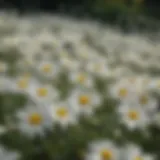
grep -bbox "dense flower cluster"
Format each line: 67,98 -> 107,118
0,13 -> 159,160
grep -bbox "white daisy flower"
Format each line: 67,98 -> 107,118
16,105 -> 53,137
59,56 -> 80,72
117,104 -> 150,130
75,47 -> 93,61
123,144 -> 155,160
109,79 -> 136,102
109,67 -> 133,79
49,101 -> 78,128
0,146 -> 20,160
59,29 -> 82,44
35,60 -> 60,79
85,140 -> 120,160
27,82 -> 59,105
139,76 -> 151,88
68,88 -> 101,116
135,93 -> 157,112
125,76 -> 147,85
12,73 -> 32,93
129,76 -> 151,93
68,70 -> 94,88
86,59 -> 109,78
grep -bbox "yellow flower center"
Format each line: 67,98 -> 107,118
36,88 -> 48,97
79,95 -> 90,105
139,95 -> 148,105
17,79 -> 29,89
77,74 -> 86,83
56,107 -> 68,118
134,156 -> 143,160
28,113 -> 43,125
100,149 -> 113,160
41,64 -> 52,73
128,110 -> 139,120
118,88 -> 128,97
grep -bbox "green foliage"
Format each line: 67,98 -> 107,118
89,0 -> 144,22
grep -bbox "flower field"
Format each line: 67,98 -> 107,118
0,12 -> 160,160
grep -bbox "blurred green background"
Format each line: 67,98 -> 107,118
2,0 -> 160,21
4,0 -> 159,32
